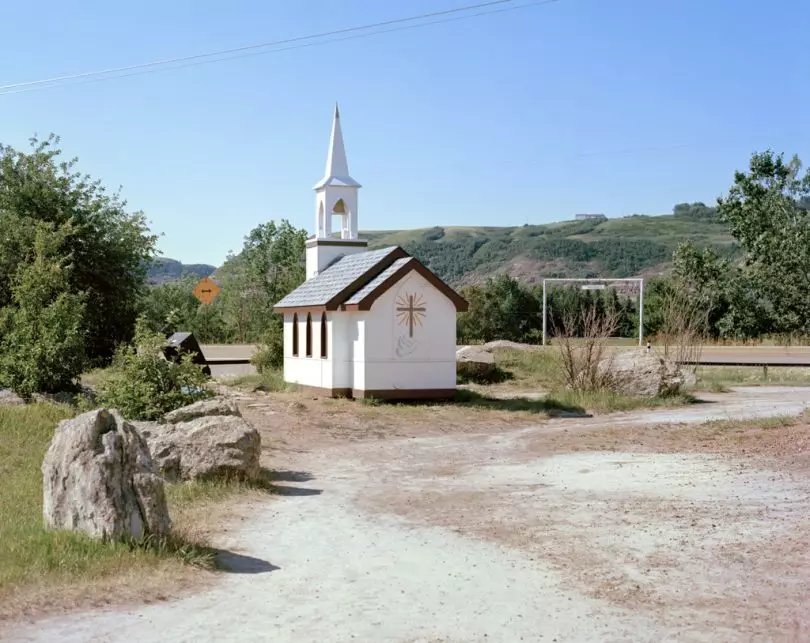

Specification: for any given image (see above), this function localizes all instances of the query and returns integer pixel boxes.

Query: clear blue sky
[0,0,806,265]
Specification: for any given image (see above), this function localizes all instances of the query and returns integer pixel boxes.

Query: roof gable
[274,246,406,310]
[342,257,468,312]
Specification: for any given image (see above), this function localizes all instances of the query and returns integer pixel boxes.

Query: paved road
[200,343,810,367]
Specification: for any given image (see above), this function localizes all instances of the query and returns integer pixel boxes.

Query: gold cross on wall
[396,293,426,338]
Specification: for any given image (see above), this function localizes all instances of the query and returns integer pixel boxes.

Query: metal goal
[541,278,645,347]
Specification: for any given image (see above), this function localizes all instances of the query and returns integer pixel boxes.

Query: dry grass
[0,404,271,621]
[696,365,810,388]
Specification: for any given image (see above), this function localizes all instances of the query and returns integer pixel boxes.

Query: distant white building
[274,105,467,400]
[575,213,607,221]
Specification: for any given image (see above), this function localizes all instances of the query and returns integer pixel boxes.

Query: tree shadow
[253,468,323,496]
[453,389,590,417]
[265,470,315,483]
[213,550,280,574]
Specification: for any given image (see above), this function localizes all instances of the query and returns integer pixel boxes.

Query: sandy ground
[5,387,810,642]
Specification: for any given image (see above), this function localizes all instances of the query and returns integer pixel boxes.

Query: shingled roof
[274,246,406,310]
[274,245,468,313]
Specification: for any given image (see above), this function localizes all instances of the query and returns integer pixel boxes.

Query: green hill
[363,209,736,286]
[146,258,216,285]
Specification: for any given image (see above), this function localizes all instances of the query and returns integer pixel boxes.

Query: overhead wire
[0,0,563,96]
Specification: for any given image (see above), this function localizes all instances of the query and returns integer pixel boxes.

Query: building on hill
[274,105,468,400]
[575,213,607,221]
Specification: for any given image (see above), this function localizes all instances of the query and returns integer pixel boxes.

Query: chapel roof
[273,246,467,312]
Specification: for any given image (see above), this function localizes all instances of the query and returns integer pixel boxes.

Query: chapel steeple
[313,103,361,239]
[306,104,368,280]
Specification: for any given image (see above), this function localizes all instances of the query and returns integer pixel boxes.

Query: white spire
[314,103,361,189]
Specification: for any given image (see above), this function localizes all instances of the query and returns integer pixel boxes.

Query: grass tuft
[218,371,290,393]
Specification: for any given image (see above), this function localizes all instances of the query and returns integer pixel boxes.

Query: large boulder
[0,389,25,406]
[456,346,497,381]
[134,399,260,483]
[41,409,171,541]
[599,351,692,397]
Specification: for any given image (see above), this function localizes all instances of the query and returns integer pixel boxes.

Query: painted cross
[396,293,426,338]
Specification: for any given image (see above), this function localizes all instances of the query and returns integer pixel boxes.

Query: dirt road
[7,387,810,642]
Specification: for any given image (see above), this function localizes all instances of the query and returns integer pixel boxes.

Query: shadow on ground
[214,550,280,574]
[255,469,323,497]
[454,390,590,417]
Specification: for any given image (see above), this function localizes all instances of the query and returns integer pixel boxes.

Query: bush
[0,225,86,399]
[251,315,284,373]
[96,318,212,421]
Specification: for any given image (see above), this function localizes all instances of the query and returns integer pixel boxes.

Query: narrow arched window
[320,313,328,358]
[305,313,313,357]
[292,313,299,356]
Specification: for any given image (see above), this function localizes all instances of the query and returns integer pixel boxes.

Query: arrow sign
[193,276,221,305]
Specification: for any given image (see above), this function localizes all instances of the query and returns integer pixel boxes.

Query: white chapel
[274,105,468,400]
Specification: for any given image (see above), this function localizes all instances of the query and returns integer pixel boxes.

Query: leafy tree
[216,220,306,343]
[716,151,810,335]
[0,223,86,398]
[458,275,542,343]
[138,274,228,343]
[0,135,157,362]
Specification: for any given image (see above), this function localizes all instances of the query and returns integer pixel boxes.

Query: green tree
[138,274,228,343]
[217,220,306,343]
[0,223,86,398]
[0,135,157,362]
[457,275,542,343]
[716,150,810,335]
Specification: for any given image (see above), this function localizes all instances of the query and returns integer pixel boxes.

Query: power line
[0,0,563,96]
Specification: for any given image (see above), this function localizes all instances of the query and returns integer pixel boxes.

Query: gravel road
[6,386,810,643]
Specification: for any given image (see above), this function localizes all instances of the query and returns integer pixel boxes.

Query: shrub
[0,224,86,399]
[96,318,212,420]
[251,315,284,373]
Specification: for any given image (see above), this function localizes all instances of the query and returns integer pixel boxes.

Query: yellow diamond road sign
[193,276,221,305]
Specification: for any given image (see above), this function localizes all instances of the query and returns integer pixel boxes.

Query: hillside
[146,258,216,285]
[147,206,737,288]
[363,212,736,286]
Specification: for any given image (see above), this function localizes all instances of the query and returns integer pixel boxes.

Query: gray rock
[136,415,261,483]
[163,396,240,424]
[483,340,539,351]
[456,346,497,380]
[41,409,171,541]
[0,389,25,405]
[599,351,691,397]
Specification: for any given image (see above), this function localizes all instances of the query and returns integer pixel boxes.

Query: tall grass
[0,404,220,610]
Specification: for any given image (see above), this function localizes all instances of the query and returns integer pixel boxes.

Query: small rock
[456,346,497,380]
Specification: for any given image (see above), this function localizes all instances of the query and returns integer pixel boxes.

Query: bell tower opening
[307,104,368,279]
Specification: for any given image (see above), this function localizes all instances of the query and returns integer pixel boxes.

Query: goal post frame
[541,278,645,347]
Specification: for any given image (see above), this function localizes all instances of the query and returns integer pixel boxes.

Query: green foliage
[673,151,810,340]
[251,315,284,373]
[458,275,542,343]
[96,319,212,421]
[215,220,306,343]
[672,202,719,221]
[717,151,810,335]
[0,135,157,363]
[458,275,640,344]
[0,224,86,398]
